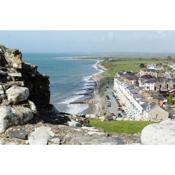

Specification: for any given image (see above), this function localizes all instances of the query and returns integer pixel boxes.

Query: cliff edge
[0,44,73,133]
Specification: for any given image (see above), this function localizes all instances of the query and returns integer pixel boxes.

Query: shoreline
[83,59,108,116]
[68,59,107,115]
[55,59,106,115]
[73,59,106,115]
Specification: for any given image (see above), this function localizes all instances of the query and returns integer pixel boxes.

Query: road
[105,87,118,116]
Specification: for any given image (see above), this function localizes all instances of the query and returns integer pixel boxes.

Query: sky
[0,31,175,54]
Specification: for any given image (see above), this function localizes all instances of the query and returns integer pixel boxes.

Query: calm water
[23,53,98,114]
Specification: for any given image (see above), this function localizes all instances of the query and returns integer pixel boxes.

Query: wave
[57,59,103,115]
[65,103,89,115]
[57,95,89,115]
[52,57,74,61]
[83,75,92,82]
[60,95,84,104]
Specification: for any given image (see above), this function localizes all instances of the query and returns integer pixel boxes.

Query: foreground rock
[6,86,29,104]
[0,106,15,133]
[28,126,54,145]
[141,119,175,145]
[65,135,124,145]
[0,105,36,133]
[6,128,28,140]
[0,122,141,145]
[67,120,81,127]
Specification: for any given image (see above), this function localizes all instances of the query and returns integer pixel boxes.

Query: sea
[23,53,99,115]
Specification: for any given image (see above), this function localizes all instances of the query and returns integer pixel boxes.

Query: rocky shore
[66,59,108,116]
[88,60,109,117]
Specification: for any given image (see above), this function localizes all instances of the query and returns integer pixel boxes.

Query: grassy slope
[90,119,155,134]
[101,58,165,78]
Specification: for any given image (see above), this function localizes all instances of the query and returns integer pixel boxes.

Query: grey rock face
[6,128,28,140]
[49,137,61,144]
[4,49,22,69]
[12,106,34,124]
[141,119,175,145]
[28,126,54,145]
[67,120,81,127]
[0,105,35,133]
[28,100,37,113]
[0,106,15,133]
[66,135,125,145]
[6,86,29,104]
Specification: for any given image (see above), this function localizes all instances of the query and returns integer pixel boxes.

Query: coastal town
[1,43,175,144]
[89,59,175,123]
[113,63,174,121]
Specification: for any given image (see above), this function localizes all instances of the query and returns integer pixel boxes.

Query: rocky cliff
[0,45,50,107]
[0,44,73,133]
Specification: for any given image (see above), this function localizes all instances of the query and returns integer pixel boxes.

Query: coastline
[67,59,107,115]
[55,58,105,115]
[83,59,108,116]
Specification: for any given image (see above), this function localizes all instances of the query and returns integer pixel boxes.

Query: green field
[90,119,155,134]
[101,58,166,78]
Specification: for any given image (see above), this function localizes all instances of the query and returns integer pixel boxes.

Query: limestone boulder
[0,105,35,133]
[0,106,15,133]
[6,85,29,104]
[6,128,28,140]
[28,100,37,113]
[49,137,61,145]
[28,126,54,145]
[12,106,34,125]
[141,119,175,145]
[4,49,22,69]
[67,120,81,127]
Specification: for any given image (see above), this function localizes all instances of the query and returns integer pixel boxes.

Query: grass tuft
[90,119,155,134]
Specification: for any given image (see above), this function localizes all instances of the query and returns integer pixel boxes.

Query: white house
[147,64,157,70]
[139,70,158,78]
[114,78,145,120]
[114,77,169,121]
[138,77,157,91]
[143,105,169,121]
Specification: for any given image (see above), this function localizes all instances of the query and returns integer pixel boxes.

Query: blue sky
[0,31,175,53]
